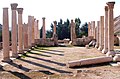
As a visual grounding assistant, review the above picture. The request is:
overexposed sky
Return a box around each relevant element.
[0,0,120,30]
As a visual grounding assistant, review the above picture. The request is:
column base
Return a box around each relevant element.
[11,53,19,58]
[106,50,115,57]
[98,46,103,51]
[18,50,24,54]
[2,58,12,63]
[85,45,89,49]
[95,44,98,48]
[102,48,108,54]
[24,48,29,51]
[32,43,35,47]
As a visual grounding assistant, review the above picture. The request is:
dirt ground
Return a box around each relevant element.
[0,46,120,79]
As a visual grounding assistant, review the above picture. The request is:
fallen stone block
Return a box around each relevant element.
[66,56,113,68]
[113,54,120,62]
[85,45,89,49]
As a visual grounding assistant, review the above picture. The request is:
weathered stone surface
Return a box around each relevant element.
[23,23,29,51]
[39,38,54,46]
[102,6,108,54]
[66,56,113,68]
[17,8,24,53]
[70,20,76,45]
[89,39,96,47]
[95,21,100,48]
[2,8,11,62]
[113,54,120,62]
[106,1,115,56]
[11,3,18,58]
[76,37,93,46]
[98,16,104,51]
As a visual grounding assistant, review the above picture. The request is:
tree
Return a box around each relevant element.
[40,27,43,38]
[46,23,53,38]
[56,19,70,40]
[75,18,81,38]
[80,22,88,37]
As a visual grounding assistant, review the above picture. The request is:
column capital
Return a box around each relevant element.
[105,6,108,11]
[42,17,45,20]
[106,2,115,9]
[71,19,74,23]
[11,3,18,10]
[3,7,8,10]
[53,21,57,24]
[37,20,39,23]
[88,22,91,25]
[17,8,23,14]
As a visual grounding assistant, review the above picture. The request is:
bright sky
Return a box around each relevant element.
[0,0,120,30]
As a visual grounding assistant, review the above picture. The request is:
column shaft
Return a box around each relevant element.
[17,8,23,53]
[42,17,46,39]
[95,21,100,48]
[28,16,32,48]
[98,16,104,51]
[31,16,35,46]
[102,6,108,54]
[2,8,11,62]
[37,20,40,39]
[23,23,29,50]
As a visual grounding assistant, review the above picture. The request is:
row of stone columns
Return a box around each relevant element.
[88,2,115,56]
[2,3,40,62]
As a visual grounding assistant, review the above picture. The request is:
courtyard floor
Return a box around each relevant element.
[0,46,120,79]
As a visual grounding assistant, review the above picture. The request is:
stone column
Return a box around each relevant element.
[42,17,46,45]
[95,21,100,48]
[34,19,39,44]
[11,3,18,58]
[2,8,11,62]
[36,20,40,44]
[98,16,104,51]
[102,6,108,54]
[91,21,95,38]
[53,21,58,46]
[31,16,35,46]
[23,23,29,50]
[90,21,93,37]
[28,16,32,48]
[17,8,23,53]
[70,20,76,41]
[70,19,76,45]
[34,19,37,40]
[34,20,39,45]
[90,22,92,37]
[88,22,91,36]
[53,21,57,36]
[93,21,96,39]
[106,2,115,56]
[42,17,46,40]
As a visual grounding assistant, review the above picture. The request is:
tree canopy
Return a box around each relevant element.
[40,18,88,40]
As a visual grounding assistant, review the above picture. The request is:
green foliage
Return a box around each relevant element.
[57,19,70,40]
[46,30,53,38]
[79,22,88,37]
[45,18,89,39]
[75,18,81,38]
[40,27,43,38]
